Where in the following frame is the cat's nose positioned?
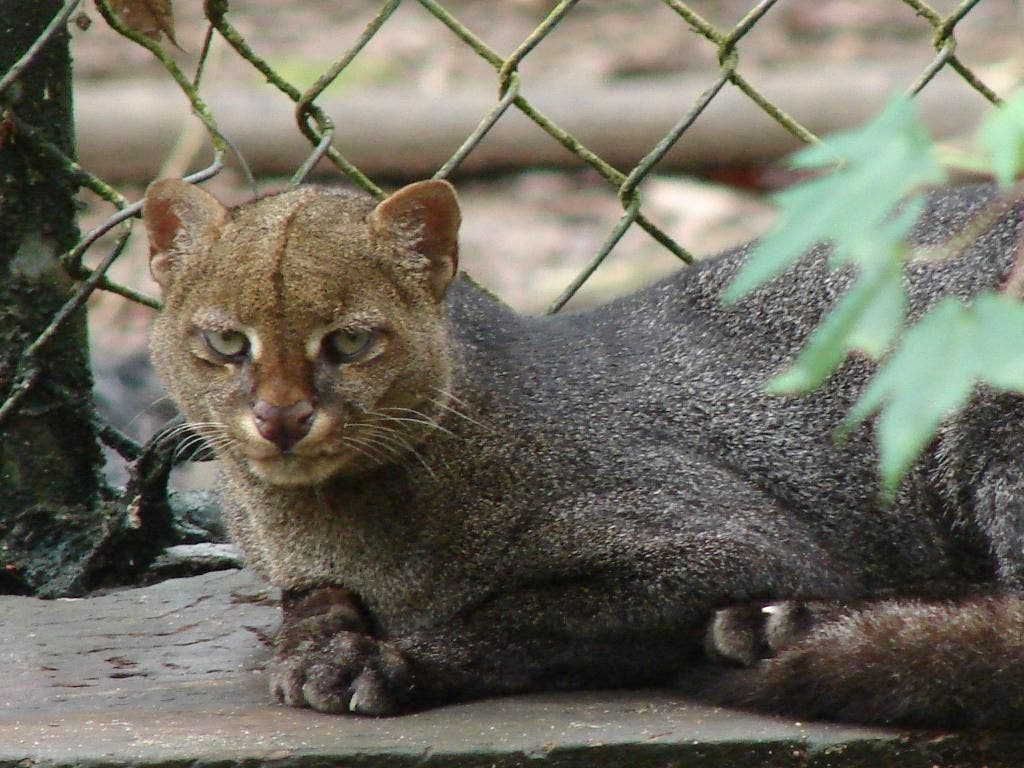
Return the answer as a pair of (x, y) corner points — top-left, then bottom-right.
(252, 399), (315, 452)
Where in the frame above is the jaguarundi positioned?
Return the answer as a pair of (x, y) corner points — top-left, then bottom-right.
(144, 177), (1024, 727)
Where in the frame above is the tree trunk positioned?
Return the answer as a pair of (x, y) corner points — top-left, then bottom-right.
(0, 3), (111, 596)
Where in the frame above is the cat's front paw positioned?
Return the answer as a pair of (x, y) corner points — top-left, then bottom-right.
(278, 585), (369, 646)
(270, 631), (411, 716)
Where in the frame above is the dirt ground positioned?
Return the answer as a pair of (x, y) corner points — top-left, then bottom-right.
(69, 0), (1023, 454)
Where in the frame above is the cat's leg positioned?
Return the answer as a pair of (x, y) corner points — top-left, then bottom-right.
(270, 586), (409, 715)
(271, 575), (710, 715)
(390, 540), (845, 712)
(267, 459), (864, 716)
(939, 395), (1024, 590)
(702, 595), (1024, 727)
(971, 460), (1024, 590)
(272, 505), (847, 715)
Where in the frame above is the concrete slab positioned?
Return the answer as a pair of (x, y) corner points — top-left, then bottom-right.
(1, 570), (1019, 767)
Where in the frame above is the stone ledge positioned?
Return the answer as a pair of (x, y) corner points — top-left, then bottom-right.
(1, 570), (1018, 767)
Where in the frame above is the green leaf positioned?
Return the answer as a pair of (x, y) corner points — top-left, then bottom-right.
(973, 292), (1024, 390)
(977, 90), (1024, 188)
(840, 293), (1024, 491)
(765, 313), (850, 394)
(788, 94), (925, 171)
(839, 194), (922, 271)
(851, 298), (977, 490)
(721, 177), (835, 301)
(935, 144), (995, 177)
(843, 264), (906, 358)
(723, 94), (943, 304)
(717, 94), (1024, 494)
(767, 262), (905, 394)
(765, 197), (916, 395)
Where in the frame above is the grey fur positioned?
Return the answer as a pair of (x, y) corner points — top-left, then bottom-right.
(149, 180), (1024, 726)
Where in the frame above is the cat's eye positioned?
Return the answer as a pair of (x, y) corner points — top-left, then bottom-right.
(322, 328), (374, 364)
(202, 329), (249, 361)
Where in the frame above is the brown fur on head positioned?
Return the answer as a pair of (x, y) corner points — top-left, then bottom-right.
(144, 178), (461, 486)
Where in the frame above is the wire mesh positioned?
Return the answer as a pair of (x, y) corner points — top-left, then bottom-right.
(0, 0), (1011, 458)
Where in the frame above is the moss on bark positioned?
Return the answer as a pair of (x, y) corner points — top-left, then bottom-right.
(0, 3), (110, 595)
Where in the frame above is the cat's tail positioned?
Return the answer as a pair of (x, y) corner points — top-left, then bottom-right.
(700, 595), (1024, 729)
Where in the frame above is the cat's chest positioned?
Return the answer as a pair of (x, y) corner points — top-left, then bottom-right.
(223, 467), (483, 631)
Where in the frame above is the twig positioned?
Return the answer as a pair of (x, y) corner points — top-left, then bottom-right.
(205, 0), (382, 197)
(995, 184), (1024, 298)
(121, 417), (214, 527)
(915, 182), (1024, 266)
(95, 0), (229, 173)
(96, 417), (144, 462)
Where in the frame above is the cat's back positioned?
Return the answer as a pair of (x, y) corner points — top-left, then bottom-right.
(435, 183), (1022, 567)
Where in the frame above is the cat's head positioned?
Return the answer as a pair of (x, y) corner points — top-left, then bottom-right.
(144, 179), (460, 486)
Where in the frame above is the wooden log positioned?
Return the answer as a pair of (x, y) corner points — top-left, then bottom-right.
(76, 63), (994, 182)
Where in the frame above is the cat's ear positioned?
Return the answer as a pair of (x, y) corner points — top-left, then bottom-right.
(143, 178), (230, 291)
(369, 180), (461, 301)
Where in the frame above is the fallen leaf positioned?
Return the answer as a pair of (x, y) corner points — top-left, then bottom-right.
(108, 0), (177, 46)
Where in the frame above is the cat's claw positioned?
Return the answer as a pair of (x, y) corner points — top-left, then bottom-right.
(348, 669), (396, 716)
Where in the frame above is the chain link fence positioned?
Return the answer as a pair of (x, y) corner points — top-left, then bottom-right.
(0, 0), (1010, 471)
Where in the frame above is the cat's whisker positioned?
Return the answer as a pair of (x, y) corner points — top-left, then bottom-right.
(337, 441), (374, 463)
(354, 425), (415, 459)
(124, 395), (176, 432)
(404, 446), (437, 479)
(341, 434), (392, 464)
(427, 394), (488, 430)
(429, 386), (475, 411)
(358, 422), (421, 453)
(356, 424), (438, 479)
(172, 441), (196, 462)
(376, 405), (448, 422)
(176, 424), (226, 442)
(159, 423), (196, 442)
(377, 406), (432, 416)
(376, 426), (450, 477)
(346, 431), (429, 475)
(169, 421), (233, 461)
(174, 433), (219, 461)
(354, 406), (438, 450)
(198, 435), (236, 455)
(168, 426), (206, 450)
(366, 408), (455, 438)
(161, 420), (226, 443)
